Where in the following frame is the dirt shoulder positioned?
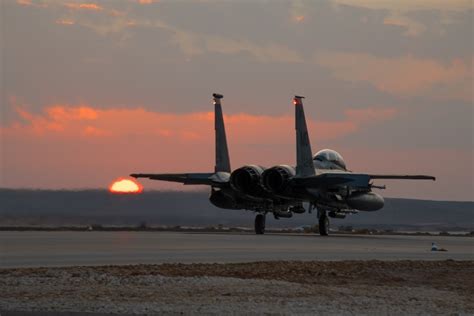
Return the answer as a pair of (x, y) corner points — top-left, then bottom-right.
(1, 261), (473, 315)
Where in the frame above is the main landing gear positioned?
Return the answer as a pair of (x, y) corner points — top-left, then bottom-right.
(318, 210), (329, 236)
(255, 213), (266, 235)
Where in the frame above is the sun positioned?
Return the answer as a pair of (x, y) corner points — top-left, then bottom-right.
(109, 178), (143, 194)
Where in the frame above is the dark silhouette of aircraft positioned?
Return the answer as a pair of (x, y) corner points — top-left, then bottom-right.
(132, 94), (435, 235)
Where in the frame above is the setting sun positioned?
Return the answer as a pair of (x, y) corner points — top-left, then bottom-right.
(109, 178), (143, 194)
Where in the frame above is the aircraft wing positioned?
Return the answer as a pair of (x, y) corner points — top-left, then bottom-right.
(291, 173), (371, 188)
(130, 172), (230, 186)
(366, 174), (435, 180)
(291, 173), (435, 189)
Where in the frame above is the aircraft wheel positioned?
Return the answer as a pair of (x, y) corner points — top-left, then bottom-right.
(319, 212), (329, 236)
(255, 214), (265, 235)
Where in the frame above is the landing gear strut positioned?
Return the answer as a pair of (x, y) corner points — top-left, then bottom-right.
(255, 214), (265, 235)
(318, 210), (329, 236)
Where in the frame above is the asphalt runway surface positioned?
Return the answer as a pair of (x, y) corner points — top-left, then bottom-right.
(1, 231), (473, 267)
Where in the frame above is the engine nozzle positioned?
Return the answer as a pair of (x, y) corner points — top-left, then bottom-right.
(261, 165), (296, 194)
(230, 165), (265, 195)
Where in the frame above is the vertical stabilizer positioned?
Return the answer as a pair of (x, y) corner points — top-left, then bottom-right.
(213, 93), (231, 173)
(294, 96), (315, 177)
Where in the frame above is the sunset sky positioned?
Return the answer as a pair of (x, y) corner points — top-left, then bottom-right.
(1, 0), (472, 201)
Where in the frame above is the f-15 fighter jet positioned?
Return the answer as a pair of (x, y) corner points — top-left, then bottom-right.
(131, 94), (435, 235)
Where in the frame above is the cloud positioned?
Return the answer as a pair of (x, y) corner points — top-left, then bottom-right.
(155, 21), (303, 63)
(46, 106), (98, 121)
(16, 0), (48, 8)
(27, 0), (303, 63)
(345, 107), (397, 123)
(314, 52), (472, 100)
(12, 1), (297, 63)
(2, 104), (397, 143)
(289, 0), (307, 23)
(9, 105), (98, 135)
(17, 0), (33, 5)
(383, 12), (426, 37)
(78, 18), (136, 37)
(332, 0), (471, 12)
(1, 103), (398, 189)
(203, 36), (303, 63)
(55, 18), (75, 25)
(136, 0), (158, 4)
(15, 0), (132, 36)
(63, 3), (103, 11)
(333, 0), (471, 39)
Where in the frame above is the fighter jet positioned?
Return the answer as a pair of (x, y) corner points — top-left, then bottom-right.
(131, 94), (435, 235)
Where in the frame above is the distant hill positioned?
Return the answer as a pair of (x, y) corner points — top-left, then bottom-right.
(0, 189), (472, 231)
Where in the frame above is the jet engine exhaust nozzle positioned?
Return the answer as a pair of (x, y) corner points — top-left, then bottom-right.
(261, 165), (296, 194)
(230, 165), (265, 195)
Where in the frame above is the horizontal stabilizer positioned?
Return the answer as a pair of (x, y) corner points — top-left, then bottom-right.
(130, 172), (229, 186)
(368, 175), (436, 181)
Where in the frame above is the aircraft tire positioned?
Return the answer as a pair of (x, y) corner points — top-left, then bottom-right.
(319, 213), (329, 236)
(255, 214), (265, 235)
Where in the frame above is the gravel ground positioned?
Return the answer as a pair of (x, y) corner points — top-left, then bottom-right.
(1, 260), (473, 315)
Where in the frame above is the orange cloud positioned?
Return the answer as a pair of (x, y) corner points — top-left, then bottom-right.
(2, 104), (397, 142)
(64, 3), (103, 11)
(294, 15), (305, 23)
(0, 103), (399, 189)
(315, 52), (472, 101)
(3, 104), (470, 200)
(5, 105), (98, 135)
(17, 0), (32, 5)
(16, 0), (48, 8)
(46, 106), (98, 121)
(83, 125), (109, 136)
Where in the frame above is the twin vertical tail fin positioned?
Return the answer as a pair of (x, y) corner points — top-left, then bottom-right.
(294, 96), (315, 177)
(214, 94), (313, 176)
(213, 93), (231, 173)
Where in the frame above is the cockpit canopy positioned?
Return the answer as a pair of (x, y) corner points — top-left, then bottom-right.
(313, 149), (347, 170)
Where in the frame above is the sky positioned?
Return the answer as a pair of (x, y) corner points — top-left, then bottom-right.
(0, 0), (472, 201)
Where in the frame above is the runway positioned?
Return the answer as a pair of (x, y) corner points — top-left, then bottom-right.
(1, 231), (472, 267)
